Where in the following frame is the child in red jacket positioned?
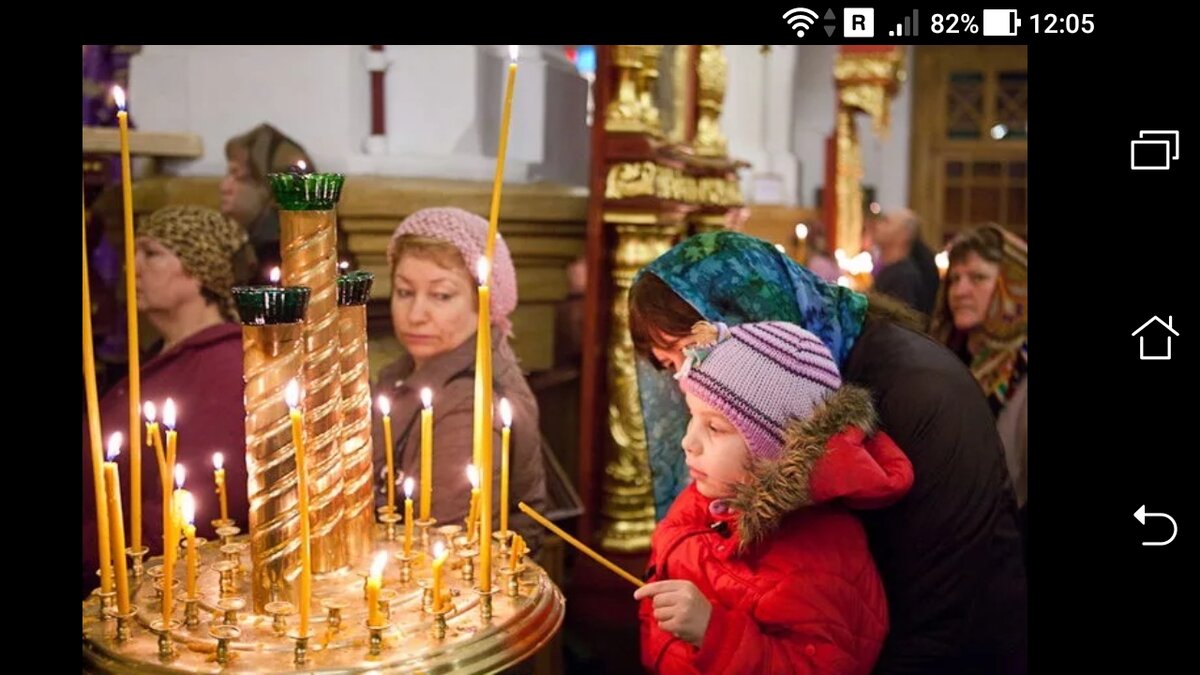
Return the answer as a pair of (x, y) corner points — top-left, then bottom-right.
(635, 321), (914, 674)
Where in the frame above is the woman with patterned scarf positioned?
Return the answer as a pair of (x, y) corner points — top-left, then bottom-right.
(930, 223), (1028, 547)
(628, 231), (1027, 674)
(81, 205), (254, 599)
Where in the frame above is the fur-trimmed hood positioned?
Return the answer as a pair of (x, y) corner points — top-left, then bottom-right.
(726, 384), (914, 552)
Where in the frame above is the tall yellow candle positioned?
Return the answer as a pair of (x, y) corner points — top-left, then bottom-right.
(104, 433), (131, 614)
(485, 45), (520, 263)
(213, 452), (229, 522)
(378, 394), (395, 513)
(113, 86), (143, 554)
(161, 400), (179, 625)
(179, 492), (198, 597)
(83, 194), (114, 595)
(499, 398), (512, 539)
(419, 388), (433, 520)
(286, 379), (312, 635)
(474, 257), (494, 591)
(366, 551), (388, 627)
(431, 541), (448, 613)
(172, 465), (188, 543)
(465, 464), (480, 540)
(403, 478), (415, 556)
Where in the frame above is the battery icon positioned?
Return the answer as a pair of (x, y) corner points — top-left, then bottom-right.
(982, 9), (1021, 36)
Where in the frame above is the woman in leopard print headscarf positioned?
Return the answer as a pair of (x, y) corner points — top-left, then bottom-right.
(82, 205), (254, 599)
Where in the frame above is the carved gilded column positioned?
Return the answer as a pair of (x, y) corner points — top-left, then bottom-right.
(832, 47), (905, 256)
(605, 46), (649, 133)
(599, 216), (683, 552)
(637, 46), (664, 137)
(694, 46), (729, 157)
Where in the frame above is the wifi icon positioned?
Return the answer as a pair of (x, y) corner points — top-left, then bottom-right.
(783, 7), (820, 37)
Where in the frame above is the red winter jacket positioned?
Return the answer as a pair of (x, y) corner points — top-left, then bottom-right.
(640, 386), (914, 674)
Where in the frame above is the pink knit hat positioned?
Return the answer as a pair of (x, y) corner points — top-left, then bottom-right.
(676, 321), (842, 461)
(387, 207), (518, 336)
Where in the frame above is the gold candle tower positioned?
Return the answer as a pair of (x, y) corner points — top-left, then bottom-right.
(336, 271), (376, 562)
(270, 169), (349, 573)
(235, 285), (310, 613)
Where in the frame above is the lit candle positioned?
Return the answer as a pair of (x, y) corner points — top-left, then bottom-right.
(431, 541), (448, 613)
(269, 266), (281, 286)
(378, 394), (395, 513)
(161, 400), (178, 626)
(212, 452), (229, 522)
(499, 398), (512, 539)
(179, 491), (198, 597)
(403, 478), (415, 556)
(104, 433), (131, 613)
(286, 379), (312, 635)
(485, 45), (520, 263)
(83, 195), (114, 596)
(465, 464), (480, 540)
(172, 465), (188, 536)
(112, 86), (144, 555)
(474, 258), (494, 591)
(419, 387), (433, 520)
(366, 551), (388, 627)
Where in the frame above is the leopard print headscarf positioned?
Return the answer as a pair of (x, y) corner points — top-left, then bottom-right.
(138, 205), (250, 321)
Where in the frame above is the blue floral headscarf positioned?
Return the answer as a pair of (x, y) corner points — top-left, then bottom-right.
(635, 231), (869, 518)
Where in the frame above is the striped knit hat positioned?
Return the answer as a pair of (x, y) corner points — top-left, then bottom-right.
(676, 321), (842, 461)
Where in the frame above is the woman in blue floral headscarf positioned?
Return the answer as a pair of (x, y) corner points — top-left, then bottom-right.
(628, 230), (1027, 674)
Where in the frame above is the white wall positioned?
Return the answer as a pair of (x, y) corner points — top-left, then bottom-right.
(129, 45), (590, 185)
(789, 45), (912, 209)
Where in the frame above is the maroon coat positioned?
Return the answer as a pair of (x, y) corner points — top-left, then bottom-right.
(640, 386), (914, 674)
(82, 323), (247, 597)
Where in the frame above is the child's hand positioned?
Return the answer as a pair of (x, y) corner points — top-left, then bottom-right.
(634, 580), (712, 647)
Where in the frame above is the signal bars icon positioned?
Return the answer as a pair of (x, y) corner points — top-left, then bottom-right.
(889, 9), (919, 36)
(783, 7), (820, 37)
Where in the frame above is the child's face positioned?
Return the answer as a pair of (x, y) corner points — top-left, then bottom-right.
(682, 393), (750, 498)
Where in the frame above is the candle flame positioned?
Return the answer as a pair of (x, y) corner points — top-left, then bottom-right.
(404, 477), (414, 499)
(509, 45), (520, 62)
(107, 432), (123, 461)
(175, 464), (186, 489)
(285, 379), (301, 409)
(213, 452), (224, 470)
(269, 267), (281, 284)
(476, 257), (491, 286)
(111, 85), (127, 111)
(794, 223), (809, 241)
(370, 551), (389, 579)
(467, 464), (479, 489)
(179, 492), (196, 525)
(837, 275), (853, 288)
(143, 400), (157, 423)
(774, 243), (786, 254)
(500, 398), (513, 428)
(377, 393), (391, 416)
(163, 399), (177, 429)
(420, 387), (433, 409)
(935, 250), (949, 271)
(432, 541), (446, 559)
(339, 260), (350, 271)
(296, 160), (307, 172)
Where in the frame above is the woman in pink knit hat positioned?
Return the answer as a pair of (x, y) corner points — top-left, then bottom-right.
(635, 320), (914, 674)
(371, 207), (548, 549)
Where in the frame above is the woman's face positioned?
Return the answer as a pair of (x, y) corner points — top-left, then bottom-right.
(391, 255), (479, 364)
(650, 331), (695, 373)
(135, 237), (202, 312)
(219, 152), (269, 227)
(946, 251), (1000, 331)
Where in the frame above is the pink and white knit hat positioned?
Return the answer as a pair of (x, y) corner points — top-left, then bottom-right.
(387, 207), (518, 336)
(676, 321), (842, 461)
